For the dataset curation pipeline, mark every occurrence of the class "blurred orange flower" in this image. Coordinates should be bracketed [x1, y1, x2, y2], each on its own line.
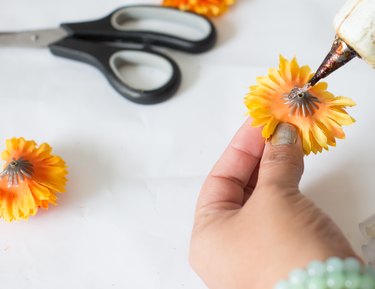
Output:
[0, 138, 67, 222]
[245, 55, 356, 155]
[162, 0, 234, 17]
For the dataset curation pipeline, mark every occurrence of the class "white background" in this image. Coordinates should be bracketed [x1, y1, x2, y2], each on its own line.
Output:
[0, 0, 375, 288]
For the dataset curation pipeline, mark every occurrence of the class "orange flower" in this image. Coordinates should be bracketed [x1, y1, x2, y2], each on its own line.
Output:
[162, 0, 234, 17]
[0, 138, 67, 221]
[244, 55, 356, 155]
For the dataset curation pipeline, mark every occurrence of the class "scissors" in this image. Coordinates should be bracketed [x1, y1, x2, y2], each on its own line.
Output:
[0, 5, 216, 104]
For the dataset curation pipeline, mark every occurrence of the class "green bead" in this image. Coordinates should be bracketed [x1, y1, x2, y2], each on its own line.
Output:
[308, 261, 326, 277]
[289, 269, 308, 285]
[343, 258, 361, 274]
[274, 280, 290, 289]
[290, 284, 305, 289]
[360, 274, 375, 289]
[344, 273, 361, 289]
[326, 272, 345, 289]
[307, 276, 327, 289]
[364, 266, 375, 277]
[326, 257, 344, 273]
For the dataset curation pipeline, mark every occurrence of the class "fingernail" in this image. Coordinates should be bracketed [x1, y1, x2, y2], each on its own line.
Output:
[271, 123, 297, 145]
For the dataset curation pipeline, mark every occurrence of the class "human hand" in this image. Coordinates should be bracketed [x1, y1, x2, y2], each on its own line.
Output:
[189, 119, 358, 289]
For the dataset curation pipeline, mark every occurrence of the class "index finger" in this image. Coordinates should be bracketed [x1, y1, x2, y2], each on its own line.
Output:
[197, 118, 265, 214]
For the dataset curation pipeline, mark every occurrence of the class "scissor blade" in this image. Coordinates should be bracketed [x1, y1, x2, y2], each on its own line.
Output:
[0, 28, 68, 48]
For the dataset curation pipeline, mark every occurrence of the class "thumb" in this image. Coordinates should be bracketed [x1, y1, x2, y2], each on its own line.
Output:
[256, 123, 304, 191]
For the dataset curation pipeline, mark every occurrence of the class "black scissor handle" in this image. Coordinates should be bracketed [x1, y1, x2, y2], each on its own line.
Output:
[60, 5, 216, 53]
[49, 38, 181, 104]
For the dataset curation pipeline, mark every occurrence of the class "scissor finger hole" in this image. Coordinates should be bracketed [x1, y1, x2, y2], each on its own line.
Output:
[110, 50, 174, 91]
[111, 6, 211, 41]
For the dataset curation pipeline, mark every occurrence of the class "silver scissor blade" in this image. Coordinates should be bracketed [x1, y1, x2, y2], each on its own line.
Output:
[0, 28, 69, 48]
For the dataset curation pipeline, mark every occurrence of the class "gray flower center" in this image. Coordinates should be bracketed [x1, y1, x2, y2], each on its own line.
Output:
[283, 86, 321, 117]
[0, 158, 34, 187]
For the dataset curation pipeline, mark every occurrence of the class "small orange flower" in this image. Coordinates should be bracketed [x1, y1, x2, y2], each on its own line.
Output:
[0, 138, 68, 222]
[244, 55, 356, 155]
[162, 0, 234, 17]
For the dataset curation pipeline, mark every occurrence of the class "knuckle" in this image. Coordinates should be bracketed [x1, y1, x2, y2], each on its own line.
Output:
[262, 148, 303, 171]
[257, 183, 298, 198]
[265, 149, 296, 163]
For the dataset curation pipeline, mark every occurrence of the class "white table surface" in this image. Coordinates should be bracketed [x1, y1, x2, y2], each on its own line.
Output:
[1, 0, 375, 288]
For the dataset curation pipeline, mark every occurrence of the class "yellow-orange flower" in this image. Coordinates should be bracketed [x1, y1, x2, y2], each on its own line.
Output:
[162, 0, 234, 17]
[0, 138, 67, 222]
[244, 55, 356, 155]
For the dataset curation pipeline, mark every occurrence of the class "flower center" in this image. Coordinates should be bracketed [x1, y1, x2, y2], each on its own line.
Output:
[283, 86, 321, 117]
[0, 158, 34, 187]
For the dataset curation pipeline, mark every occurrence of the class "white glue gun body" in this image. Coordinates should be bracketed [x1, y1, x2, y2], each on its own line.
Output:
[335, 0, 375, 68]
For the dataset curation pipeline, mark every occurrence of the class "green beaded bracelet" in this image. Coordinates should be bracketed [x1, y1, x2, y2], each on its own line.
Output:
[274, 257, 375, 289]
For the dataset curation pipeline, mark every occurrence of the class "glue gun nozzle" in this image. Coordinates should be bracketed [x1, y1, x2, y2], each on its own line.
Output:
[307, 37, 358, 88]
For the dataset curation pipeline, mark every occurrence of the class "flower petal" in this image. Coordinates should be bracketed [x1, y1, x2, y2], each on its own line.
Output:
[262, 117, 279, 139]
[311, 123, 328, 149]
[290, 57, 300, 82]
[279, 55, 292, 82]
[327, 110, 355, 126]
[327, 96, 356, 107]
[268, 68, 285, 86]
[298, 66, 311, 84]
